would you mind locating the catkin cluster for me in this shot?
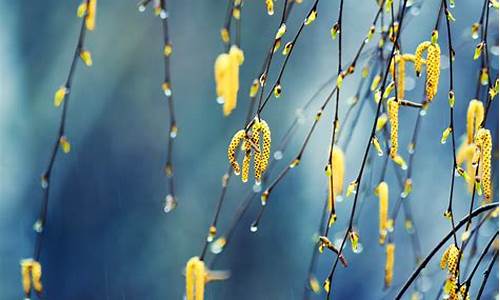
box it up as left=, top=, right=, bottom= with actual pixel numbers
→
left=20, top=259, right=43, bottom=298
left=415, top=37, right=441, bottom=102
left=215, top=45, right=245, bottom=116
left=185, top=257, right=229, bottom=300
left=440, top=244, right=461, bottom=299
left=227, top=118, right=271, bottom=183
left=475, top=128, right=492, bottom=202
left=387, top=98, right=399, bottom=159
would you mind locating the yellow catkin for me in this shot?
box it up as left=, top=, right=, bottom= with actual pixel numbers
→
left=185, top=257, right=206, bottom=300
left=214, top=45, right=245, bottom=116
left=376, top=181, right=389, bottom=244
left=459, top=284, right=471, bottom=300
left=384, top=243, right=395, bottom=288
left=20, top=259, right=42, bottom=297
left=446, top=244, right=460, bottom=275
left=85, top=0, right=97, bottom=31
left=260, top=120, right=272, bottom=172
left=414, top=41, right=431, bottom=77
left=185, top=256, right=229, bottom=300
left=241, top=141, right=251, bottom=183
left=252, top=121, right=263, bottom=183
left=396, top=56, right=405, bottom=99
left=389, top=55, right=407, bottom=99
left=387, top=98, right=399, bottom=158
left=440, top=246, right=450, bottom=270
left=20, top=260, right=32, bottom=297
left=227, top=118, right=271, bottom=183
left=475, top=128, right=492, bottom=202
left=227, top=130, right=246, bottom=175
left=466, top=99, right=485, bottom=144
left=425, top=43, right=441, bottom=102
left=31, top=261, right=43, bottom=294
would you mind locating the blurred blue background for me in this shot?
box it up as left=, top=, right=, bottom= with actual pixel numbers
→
left=0, top=0, right=498, bottom=299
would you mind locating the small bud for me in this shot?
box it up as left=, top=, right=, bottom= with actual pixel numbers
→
left=210, top=237, right=227, bottom=254
left=376, top=113, right=388, bottom=131
left=372, top=136, right=383, bottom=157
left=336, top=72, right=344, bottom=89
left=162, top=82, right=172, bottom=97
left=220, top=28, right=230, bottom=43
left=441, top=127, right=452, bottom=144
left=431, top=30, right=439, bottom=44
left=261, top=190, right=269, bottom=206
left=371, top=75, right=381, bottom=91
left=330, top=22, right=340, bottom=40
left=79, top=50, right=93, bottom=66
left=474, top=42, right=485, bottom=60
left=383, top=82, right=395, bottom=99
left=361, top=65, right=369, bottom=78
left=309, top=276, right=321, bottom=294
left=448, top=90, right=455, bottom=107
left=290, top=158, right=300, bottom=168
left=273, top=83, right=282, bottom=98
left=54, top=86, right=68, bottom=107
left=401, top=178, right=413, bottom=198
left=366, top=25, right=376, bottom=42
left=59, top=136, right=71, bottom=154
left=275, top=23, right=287, bottom=39
left=163, top=43, right=173, bottom=57
left=392, top=154, right=407, bottom=170
left=207, top=225, right=217, bottom=242
left=349, top=230, right=359, bottom=252
left=282, top=42, right=293, bottom=55
left=471, top=23, right=480, bottom=39
left=346, top=180, right=358, bottom=197
left=304, top=9, right=317, bottom=26
left=249, top=79, right=259, bottom=97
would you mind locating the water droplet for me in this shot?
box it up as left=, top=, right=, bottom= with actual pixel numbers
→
left=352, top=242, right=363, bottom=254
left=33, top=220, right=43, bottom=233
left=160, top=10, right=168, bottom=19
left=164, top=89, right=172, bottom=97
left=163, top=194, right=176, bottom=213
left=335, top=195, right=344, bottom=203
left=253, top=183, right=262, bottom=193
left=138, top=5, right=146, bottom=12
left=216, top=96, right=224, bottom=104
left=250, top=224, right=258, bottom=232
left=419, top=109, right=427, bottom=117
left=40, top=175, right=49, bottom=189
left=273, top=150, right=283, bottom=160
left=210, top=237, right=226, bottom=254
